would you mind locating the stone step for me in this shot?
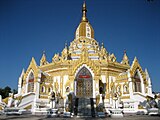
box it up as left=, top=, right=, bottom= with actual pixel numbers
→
left=77, top=98, right=92, bottom=116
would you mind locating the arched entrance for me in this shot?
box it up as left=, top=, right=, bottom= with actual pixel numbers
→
left=74, top=67, right=94, bottom=116
left=75, top=67, right=93, bottom=98
left=27, top=72, right=34, bottom=93
left=133, top=71, right=142, bottom=92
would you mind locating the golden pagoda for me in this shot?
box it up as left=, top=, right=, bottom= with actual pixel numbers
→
left=16, top=2, right=153, bottom=115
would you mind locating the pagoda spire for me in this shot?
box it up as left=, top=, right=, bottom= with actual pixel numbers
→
left=40, top=51, right=48, bottom=66
left=101, top=42, right=104, bottom=48
left=121, top=50, right=129, bottom=65
left=81, top=1, right=88, bottom=22
left=65, top=41, right=68, bottom=49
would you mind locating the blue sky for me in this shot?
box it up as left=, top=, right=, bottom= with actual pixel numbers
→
left=0, top=0, right=160, bottom=92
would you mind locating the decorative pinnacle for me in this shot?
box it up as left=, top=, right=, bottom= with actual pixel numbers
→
left=81, top=1, right=88, bottom=22
left=43, top=50, right=46, bottom=55
left=101, top=42, right=104, bottom=48
left=65, top=41, right=68, bottom=49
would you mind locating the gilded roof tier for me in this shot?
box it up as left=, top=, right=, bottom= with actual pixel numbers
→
left=75, top=2, right=94, bottom=39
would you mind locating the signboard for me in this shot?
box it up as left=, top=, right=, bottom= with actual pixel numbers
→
left=29, top=79, right=34, bottom=83
left=79, top=75, right=90, bottom=78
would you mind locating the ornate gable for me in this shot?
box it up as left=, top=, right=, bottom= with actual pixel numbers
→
left=69, top=48, right=100, bottom=76
left=130, top=57, right=144, bottom=79
left=24, top=57, right=39, bottom=80
left=40, top=51, right=48, bottom=66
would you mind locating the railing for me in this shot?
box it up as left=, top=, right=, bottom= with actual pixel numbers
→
left=0, top=102, right=6, bottom=108
left=18, top=93, right=35, bottom=109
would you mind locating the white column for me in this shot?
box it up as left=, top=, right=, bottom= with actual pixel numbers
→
left=35, top=73, right=41, bottom=99
left=18, top=77, right=22, bottom=94
left=128, top=72, right=133, bottom=97
left=148, top=85, right=152, bottom=96
left=63, top=75, right=68, bottom=97
left=141, top=79, right=145, bottom=94
left=145, top=69, right=153, bottom=96
left=121, top=83, right=124, bottom=96
left=116, top=99, right=119, bottom=109
left=50, top=100, right=56, bottom=109
left=25, top=83, right=28, bottom=94
left=109, top=94, right=113, bottom=106
left=99, top=94, right=103, bottom=104
left=93, top=79, right=95, bottom=98
left=57, top=76, right=60, bottom=92
left=74, top=81, right=77, bottom=96
left=18, top=69, right=24, bottom=94
left=101, top=75, right=106, bottom=83
left=18, top=85, right=22, bottom=94
left=139, top=71, right=145, bottom=94
left=64, top=93, right=69, bottom=112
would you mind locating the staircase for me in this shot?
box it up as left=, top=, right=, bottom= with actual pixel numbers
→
left=0, top=102, right=6, bottom=109
left=90, top=98, right=95, bottom=117
left=77, top=98, right=92, bottom=117
left=133, top=92, right=147, bottom=102
left=18, top=93, right=35, bottom=109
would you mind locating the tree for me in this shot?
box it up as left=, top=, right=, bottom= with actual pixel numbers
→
left=0, top=86, right=12, bottom=99
left=0, top=86, right=18, bottom=99
left=4, top=86, right=11, bottom=98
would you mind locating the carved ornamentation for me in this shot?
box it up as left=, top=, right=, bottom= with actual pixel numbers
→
left=130, top=57, right=144, bottom=79
left=40, top=52, right=48, bottom=66
left=52, top=53, right=61, bottom=63
left=109, top=53, right=116, bottom=62
left=121, top=50, right=129, bottom=65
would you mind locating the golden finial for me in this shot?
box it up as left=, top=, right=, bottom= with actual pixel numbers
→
left=40, top=52, right=47, bottom=66
left=65, top=43, right=67, bottom=48
left=121, top=49, right=129, bottom=65
left=65, top=41, right=68, bottom=49
left=81, top=1, right=88, bottom=22
left=101, top=42, right=104, bottom=48
left=43, top=50, right=46, bottom=55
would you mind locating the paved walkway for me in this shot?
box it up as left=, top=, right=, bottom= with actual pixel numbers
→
left=0, top=114, right=160, bottom=120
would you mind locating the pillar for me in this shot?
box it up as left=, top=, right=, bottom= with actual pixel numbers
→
left=128, top=72, right=133, bottom=97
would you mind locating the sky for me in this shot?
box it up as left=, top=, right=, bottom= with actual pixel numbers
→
left=0, top=0, right=160, bottom=92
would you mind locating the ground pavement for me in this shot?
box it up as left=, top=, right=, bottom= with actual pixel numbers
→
left=0, top=114, right=160, bottom=120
